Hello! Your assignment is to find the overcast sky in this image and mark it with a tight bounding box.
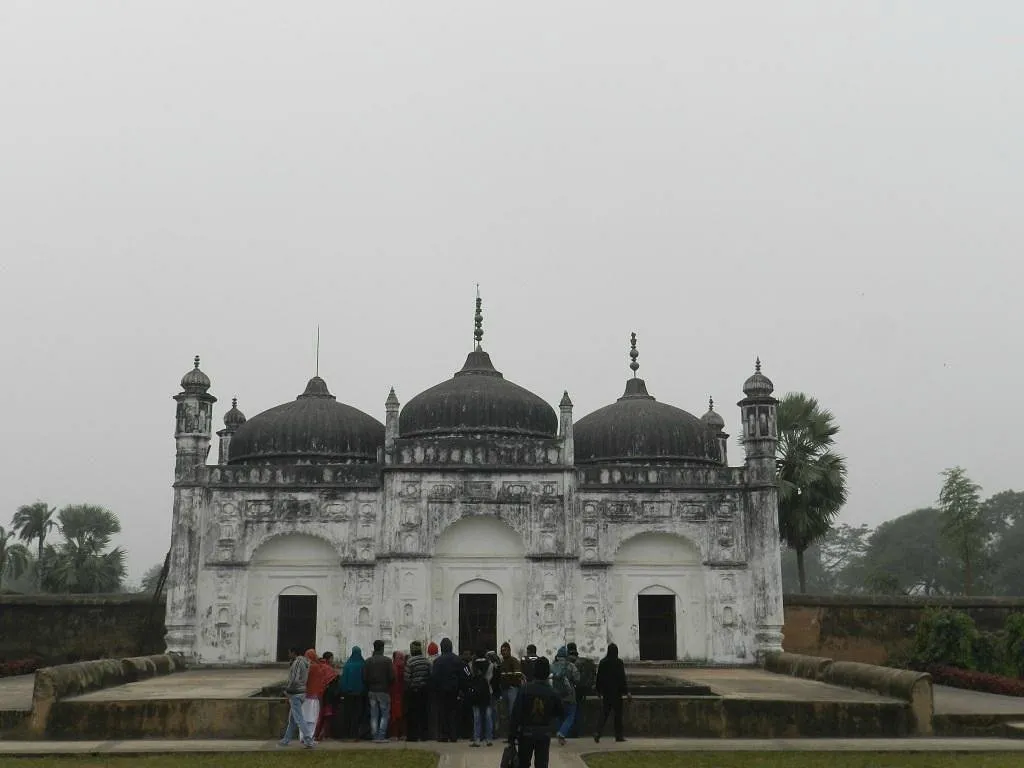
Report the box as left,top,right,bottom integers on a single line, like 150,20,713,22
2,2,1021,581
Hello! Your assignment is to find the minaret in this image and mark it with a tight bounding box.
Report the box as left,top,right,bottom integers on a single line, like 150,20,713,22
173,356,217,480
559,391,574,464
737,357,784,660
167,355,216,660
384,387,400,464
701,397,729,465
216,397,246,465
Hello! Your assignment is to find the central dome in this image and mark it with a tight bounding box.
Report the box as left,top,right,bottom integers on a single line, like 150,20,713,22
228,376,384,464
400,350,557,438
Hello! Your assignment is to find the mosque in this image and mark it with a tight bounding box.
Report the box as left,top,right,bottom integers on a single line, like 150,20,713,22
165,298,784,665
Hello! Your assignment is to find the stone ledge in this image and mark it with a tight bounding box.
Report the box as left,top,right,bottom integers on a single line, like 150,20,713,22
764,651,832,680
15,654,186,739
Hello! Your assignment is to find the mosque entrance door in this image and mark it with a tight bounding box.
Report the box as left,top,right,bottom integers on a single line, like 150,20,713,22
458,594,497,655
637,594,676,660
276,595,317,661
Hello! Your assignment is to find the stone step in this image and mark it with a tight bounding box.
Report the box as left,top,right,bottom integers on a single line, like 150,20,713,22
1005,722,1024,740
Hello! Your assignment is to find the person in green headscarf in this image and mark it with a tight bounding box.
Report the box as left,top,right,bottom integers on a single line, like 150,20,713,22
339,646,367,740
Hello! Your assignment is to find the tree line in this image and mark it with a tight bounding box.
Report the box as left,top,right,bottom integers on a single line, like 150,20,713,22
775,392,1023,596
0,502,127,593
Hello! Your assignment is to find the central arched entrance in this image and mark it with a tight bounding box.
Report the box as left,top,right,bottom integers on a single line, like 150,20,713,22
432,516,526,653
611,532,707,661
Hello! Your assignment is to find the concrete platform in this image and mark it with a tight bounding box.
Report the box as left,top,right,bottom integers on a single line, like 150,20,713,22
72,668,283,702
0,675,33,712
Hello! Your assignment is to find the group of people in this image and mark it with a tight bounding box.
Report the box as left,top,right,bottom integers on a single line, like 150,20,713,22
279,638,632,766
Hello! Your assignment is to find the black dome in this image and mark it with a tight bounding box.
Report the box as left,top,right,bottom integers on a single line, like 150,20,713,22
228,376,384,464
574,378,720,465
400,350,557,438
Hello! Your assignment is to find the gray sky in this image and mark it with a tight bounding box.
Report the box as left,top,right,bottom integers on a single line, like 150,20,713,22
2,2,1022,581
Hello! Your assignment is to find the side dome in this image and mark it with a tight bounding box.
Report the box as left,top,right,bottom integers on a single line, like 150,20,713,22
228,376,384,464
575,378,720,465
574,333,719,465
400,350,557,438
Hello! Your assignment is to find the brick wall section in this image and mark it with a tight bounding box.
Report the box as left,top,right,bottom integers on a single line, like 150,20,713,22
0,594,166,665
782,594,1024,665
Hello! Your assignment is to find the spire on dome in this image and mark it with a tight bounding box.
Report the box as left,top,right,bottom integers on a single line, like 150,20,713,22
474,285,484,350
629,332,639,377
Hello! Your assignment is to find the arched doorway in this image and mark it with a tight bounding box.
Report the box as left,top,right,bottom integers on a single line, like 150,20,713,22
246,534,340,663
612,532,706,661
432,516,526,652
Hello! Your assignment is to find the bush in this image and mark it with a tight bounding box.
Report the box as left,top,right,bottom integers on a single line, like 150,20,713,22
971,630,1006,677
924,664,1024,697
1004,612,1024,678
912,608,978,669
0,657,42,677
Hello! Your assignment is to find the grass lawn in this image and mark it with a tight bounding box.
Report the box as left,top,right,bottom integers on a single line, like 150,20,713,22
2,752,438,768
585,753,1024,768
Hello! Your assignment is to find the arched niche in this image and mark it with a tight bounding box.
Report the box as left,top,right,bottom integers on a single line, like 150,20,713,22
250,534,339,567
434,516,526,558
614,532,701,566
639,583,677,596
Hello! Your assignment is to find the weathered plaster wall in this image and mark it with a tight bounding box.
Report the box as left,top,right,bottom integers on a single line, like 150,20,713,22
782,595,1024,665
0,594,164,664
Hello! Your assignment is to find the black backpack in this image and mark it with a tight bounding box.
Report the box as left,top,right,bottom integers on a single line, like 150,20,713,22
468,670,492,706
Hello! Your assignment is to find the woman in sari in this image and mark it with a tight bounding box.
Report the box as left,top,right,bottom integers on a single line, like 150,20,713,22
304,649,339,741
389,650,406,739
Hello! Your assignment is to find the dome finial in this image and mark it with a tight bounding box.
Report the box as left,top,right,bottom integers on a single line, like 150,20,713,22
708,396,715,411
629,332,639,377
232,397,237,408
194,355,201,369
474,285,484,349
755,356,762,373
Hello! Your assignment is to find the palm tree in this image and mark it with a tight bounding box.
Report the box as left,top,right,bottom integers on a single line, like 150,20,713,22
776,392,849,593
42,505,126,594
0,525,31,593
12,501,56,589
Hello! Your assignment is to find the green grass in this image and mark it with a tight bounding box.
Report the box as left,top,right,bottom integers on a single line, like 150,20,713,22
585,753,1024,768
2,752,438,768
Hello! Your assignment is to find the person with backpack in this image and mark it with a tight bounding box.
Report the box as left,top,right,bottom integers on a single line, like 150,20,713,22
593,643,630,743
550,646,580,745
566,643,594,738
403,641,431,742
509,656,563,768
468,651,495,747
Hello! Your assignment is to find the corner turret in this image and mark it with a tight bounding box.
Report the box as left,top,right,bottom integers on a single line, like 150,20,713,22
173,356,217,481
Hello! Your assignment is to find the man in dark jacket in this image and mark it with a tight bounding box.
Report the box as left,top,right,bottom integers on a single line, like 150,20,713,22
509,656,563,768
362,639,394,742
593,643,630,742
430,638,469,742
279,646,314,748
403,641,431,742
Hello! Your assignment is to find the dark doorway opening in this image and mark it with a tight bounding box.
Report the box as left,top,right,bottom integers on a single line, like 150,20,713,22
276,594,317,662
458,593,497,655
638,594,676,661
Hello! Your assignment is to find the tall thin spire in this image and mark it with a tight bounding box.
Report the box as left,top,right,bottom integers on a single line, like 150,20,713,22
708,396,715,412
755,356,761,373
315,326,320,377
629,332,639,377
474,285,484,350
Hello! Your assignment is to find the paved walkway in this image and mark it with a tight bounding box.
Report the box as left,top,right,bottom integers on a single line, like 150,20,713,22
0,675,33,712
1,737,1024,760
671,667,898,702
934,685,1024,716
